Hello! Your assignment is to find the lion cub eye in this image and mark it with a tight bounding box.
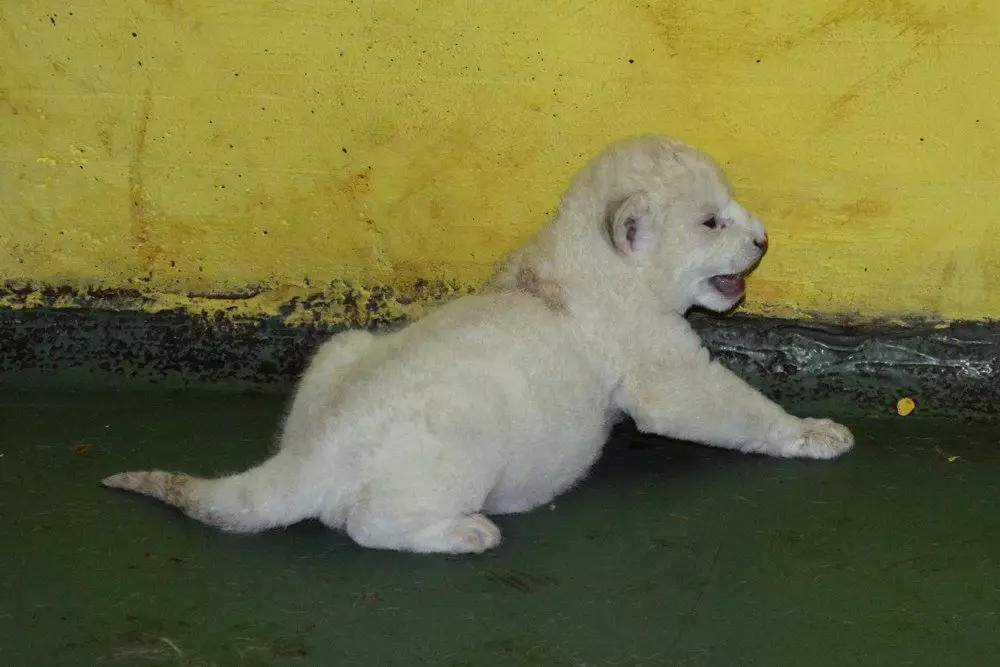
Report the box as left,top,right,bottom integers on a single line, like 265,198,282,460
702,216,721,229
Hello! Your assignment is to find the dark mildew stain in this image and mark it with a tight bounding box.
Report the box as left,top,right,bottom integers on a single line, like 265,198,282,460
1,285,998,418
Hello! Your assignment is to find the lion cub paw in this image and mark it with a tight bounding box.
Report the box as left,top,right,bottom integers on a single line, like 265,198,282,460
785,418,854,460
411,514,503,554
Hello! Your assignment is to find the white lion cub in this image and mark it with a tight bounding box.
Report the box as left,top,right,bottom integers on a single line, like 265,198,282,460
104,135,854,554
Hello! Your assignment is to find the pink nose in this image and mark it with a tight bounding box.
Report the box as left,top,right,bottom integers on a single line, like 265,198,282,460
754,234,769,254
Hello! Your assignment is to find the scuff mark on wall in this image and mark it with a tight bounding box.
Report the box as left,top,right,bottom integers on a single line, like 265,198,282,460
778,0,953,49
823,50,928,127
773,0,974,128
128,88,164,274
837,197,891,226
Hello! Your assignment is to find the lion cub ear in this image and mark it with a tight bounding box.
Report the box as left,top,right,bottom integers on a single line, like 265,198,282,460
606,192,660,259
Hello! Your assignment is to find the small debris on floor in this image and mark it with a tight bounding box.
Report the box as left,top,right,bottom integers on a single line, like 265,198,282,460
896,397,916,416
933,446,961,464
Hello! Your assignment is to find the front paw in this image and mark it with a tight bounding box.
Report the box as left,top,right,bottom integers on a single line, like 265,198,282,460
784,418,855,460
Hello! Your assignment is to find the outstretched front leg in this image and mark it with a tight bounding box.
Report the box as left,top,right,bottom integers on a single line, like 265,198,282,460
617,346,853,459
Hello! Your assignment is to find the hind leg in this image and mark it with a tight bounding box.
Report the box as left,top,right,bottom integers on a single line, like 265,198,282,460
411,514,501,554
347,511,502,555
344,481,502,554
348,510,501,554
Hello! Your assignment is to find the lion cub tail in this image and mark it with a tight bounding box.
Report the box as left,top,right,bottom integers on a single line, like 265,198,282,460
102,451,314,534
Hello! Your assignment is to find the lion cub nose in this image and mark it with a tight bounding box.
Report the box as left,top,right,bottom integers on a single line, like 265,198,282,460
753,234,769,254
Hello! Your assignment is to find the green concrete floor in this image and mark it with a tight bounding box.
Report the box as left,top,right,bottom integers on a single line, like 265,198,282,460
1,386,997,666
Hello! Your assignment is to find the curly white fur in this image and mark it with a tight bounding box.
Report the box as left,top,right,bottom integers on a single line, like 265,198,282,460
103,136,854,554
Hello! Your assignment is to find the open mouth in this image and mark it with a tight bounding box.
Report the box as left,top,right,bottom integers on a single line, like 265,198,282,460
710,273,747,299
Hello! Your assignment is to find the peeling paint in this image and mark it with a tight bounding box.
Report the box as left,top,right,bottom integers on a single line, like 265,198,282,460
0,279,474,329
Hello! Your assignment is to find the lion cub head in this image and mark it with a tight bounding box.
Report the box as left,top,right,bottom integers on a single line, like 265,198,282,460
492,135,769,315
567,135,769,313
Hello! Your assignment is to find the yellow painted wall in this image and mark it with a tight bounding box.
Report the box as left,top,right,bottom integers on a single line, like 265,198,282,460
2,0,998,324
